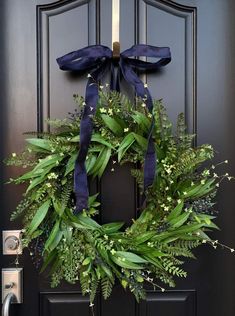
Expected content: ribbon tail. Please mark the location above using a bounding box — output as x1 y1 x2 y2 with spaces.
120 59 156 195
74 62 109 214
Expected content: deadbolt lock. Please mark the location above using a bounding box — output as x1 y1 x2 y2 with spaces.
2 230 22 255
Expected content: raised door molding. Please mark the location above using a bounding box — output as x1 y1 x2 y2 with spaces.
138 290 196 316
136 0 197 135
40 292 100 316
36 0 100 131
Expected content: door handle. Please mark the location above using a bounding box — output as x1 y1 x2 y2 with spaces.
2 292 16 316
1 268 23 316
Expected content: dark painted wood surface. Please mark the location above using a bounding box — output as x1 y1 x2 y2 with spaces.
1 1 235 315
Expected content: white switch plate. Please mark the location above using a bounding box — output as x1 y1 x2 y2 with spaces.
2 268 23 303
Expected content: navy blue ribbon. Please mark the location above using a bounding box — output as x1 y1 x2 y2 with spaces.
57 44 171 214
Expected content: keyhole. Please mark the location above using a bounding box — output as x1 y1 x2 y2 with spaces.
5 236 20 251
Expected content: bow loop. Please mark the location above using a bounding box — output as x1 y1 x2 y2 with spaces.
57 44 171 214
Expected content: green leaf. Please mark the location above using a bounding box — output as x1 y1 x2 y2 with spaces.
182 179 216 199
134 231 156 244
91 134 115 149
45 220 63 251
28 200 51 235
121 279 128 289
33 154 62 171
86 155 97 174
133 133 148 150
111 255 144 269
88 194 99 208
26 175 46 193
135 244 166 257
65 153 77 176
142 255 163 268
69 135 80 142
52 198 66 217
90 147 111 178
118 133 135 162
66 211 98 230
101 222 124 234
115 251 148 263
152 223 204 241
195 214 220 230
31 230 43 239
101 114 123 136
167 202 184 221
169 211 190 228
19 154 62 181
77 213 101 229
97 148 112 178
136 276 144 283
131 111 150 133
26 138 51 151
82 257 91 266
173 223 205 235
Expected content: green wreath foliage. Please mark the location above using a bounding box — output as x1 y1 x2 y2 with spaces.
5 90 232 303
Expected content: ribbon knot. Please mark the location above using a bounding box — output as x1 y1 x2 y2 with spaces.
57 44 171 214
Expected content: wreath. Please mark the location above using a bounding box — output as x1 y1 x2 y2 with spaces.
5 89 233 305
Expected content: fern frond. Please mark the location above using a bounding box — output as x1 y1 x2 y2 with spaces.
80 270 90 296
60 177 73 209
164 246 195 259
173 239 201 250
155 268 176 287
176 113 195 151
162 258 187 277
90 274 99 303
10 197 31 221
101 276 114 300
153 100 172 141
172 145 214 178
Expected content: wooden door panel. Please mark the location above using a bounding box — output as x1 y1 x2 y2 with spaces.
138 291 196 316
137 0 196 133
37 0 98 129
40 292 100 316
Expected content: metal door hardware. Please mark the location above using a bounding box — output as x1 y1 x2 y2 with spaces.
2 268 23 304
2 292 16 316
2 230 22 255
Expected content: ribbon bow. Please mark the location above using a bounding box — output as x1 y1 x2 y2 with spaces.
57 44 171 214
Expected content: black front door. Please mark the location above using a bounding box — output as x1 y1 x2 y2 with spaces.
1 1 235 315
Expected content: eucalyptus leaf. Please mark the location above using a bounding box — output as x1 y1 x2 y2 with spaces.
133 133 148 150
64 153 77 176
101 114 123 136
86 155 97 174
169 211 190 228
28 200 51 235
26 138 52 151
115 251 148 263
91 134 115 149
101 222 124 234
97 147 112 178
45 220 63 251
118 133 135 162
131 111 150 133
90 147 111 178
26 175 47 193
167 202 184 221
111 254 144 269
